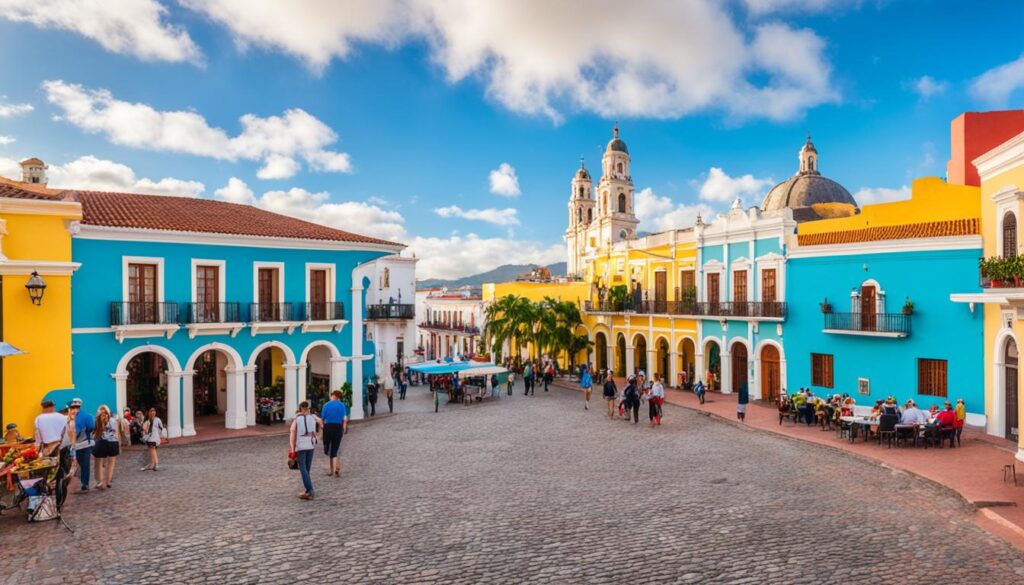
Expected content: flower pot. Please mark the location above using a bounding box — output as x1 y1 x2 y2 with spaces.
902 307 913 315
992 280 1003 288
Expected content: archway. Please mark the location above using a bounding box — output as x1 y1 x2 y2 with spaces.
248 342 297 425
760 343 781 403
678 338 696 389
704 339 721 392
125 352 169 422
633 334 648 376
595 332 608 372
655 337 669 382
301 341 342 413
730 341 748 393
1006 337 1019 441
183 343 245 435
615 333 626 377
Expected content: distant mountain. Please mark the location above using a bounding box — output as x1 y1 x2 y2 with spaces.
418 262 567 289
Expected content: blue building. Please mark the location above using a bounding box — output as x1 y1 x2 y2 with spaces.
63 189 401 437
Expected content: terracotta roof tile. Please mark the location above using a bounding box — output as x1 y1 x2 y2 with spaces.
0 177 64 200
797 218 979 246
71 190 402 247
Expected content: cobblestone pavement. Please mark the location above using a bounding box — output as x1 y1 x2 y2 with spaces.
3 382 1024 584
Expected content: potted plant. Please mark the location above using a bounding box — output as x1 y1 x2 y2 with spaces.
902 297 914 315
819 298 832 314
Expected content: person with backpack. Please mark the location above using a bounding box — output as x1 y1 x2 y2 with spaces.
523 362 534 396
579 365 593 410
694 379 706 405
602 372 618 419
288 401 320 500
623 376 640 424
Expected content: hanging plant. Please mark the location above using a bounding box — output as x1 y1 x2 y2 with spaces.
819 298 832 314
902 297 915 315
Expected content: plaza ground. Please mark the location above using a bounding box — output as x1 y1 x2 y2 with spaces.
3 382 1024 584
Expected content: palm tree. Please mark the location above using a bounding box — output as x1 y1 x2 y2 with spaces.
484 295 534 361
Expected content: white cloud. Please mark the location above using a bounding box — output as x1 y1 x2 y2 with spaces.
743 0 856 15
0 136 14 145
213 177 255 204
434 205 519 226
0 0 201 63
409 233 564 280
0 101 33 118
852 185 911 206
908 75 947 98
43 80 353 180
969 55 1024 107
183 0 837 122
0 155 205 196
696 167 774 204
488 162 520 196
634 187 716 233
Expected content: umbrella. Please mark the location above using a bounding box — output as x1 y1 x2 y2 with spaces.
457 365 508 378
0 342 25 357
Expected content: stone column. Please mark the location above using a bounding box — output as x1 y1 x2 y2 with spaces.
330 357 347 391
625 345 635 378
721 349 732 395
695 347 705 390
605 344 614 375
165 370 184 439
224 366 248 430
181 370 197 437
350 285 366 420
284 363 300 420
647 348 656 378
297 364 309 405
243 366 257 426
112 372 129 419
669 351 678 388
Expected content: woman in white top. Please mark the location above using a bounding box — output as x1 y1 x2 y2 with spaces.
141 408 164 471
644 375 666 426
289 401 320 500
93 405 122 489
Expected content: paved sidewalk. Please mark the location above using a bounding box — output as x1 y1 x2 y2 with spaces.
555 376 1024 549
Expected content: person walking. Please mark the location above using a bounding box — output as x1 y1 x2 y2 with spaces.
385 378 394 414
140 408 164 471
737 381 749 423
93 405 121 489
523 362 534 396
694 379 706 405
366 379 379 417
69 398 94 493
506 370 515 396
580 365 593 410
602 373 618 419
289 401 320 500
954 398 966 446
623 376 640 424
646 375 665 426
543 362 554 392
320 391 348 477
399 372 408 401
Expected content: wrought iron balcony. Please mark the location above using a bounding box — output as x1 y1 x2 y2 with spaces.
184 302 241 324
823 312 911 338
250 302 294 322
419 321 480 334
583 299 786 319
110 301 179 326
304 301 345 321
366 303 415 320
695 301 787 319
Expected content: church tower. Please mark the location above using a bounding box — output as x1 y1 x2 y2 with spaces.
595 123 639 247
565 159 594 277
798 134 818 175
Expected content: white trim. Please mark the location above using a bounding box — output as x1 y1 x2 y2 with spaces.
994 189 1023 258
753 338 786 401
304 262 336 304
299 339 342 364
191 258 227 305
789 235 982 258
184 342 244 372
122 256 165 305
186 322 245 339
702 259 725 303
992 328 1018 439
974 130 1024 182
755 252 785 303
822 328 907 339
0 260 81 276
75 223 403 253
246 340 298 367
72 327 113 334
252 261 285 305
115 343 183 374
300 319 347 334
113 324 180 343
0 197 81 217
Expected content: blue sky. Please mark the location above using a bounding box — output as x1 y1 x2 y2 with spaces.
0 0 1022 279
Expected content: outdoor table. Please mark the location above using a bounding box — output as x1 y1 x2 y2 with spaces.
839 416 874 443
894 424 920 447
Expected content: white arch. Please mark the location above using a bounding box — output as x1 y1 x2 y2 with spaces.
727 336 752 355
115 343 182 374
299 339 342 364
575 323 590 338
702 337 721 354
993 328 1019 439
184 342 243 372
753 338 787 402
247 340 297 367
630 331 648 348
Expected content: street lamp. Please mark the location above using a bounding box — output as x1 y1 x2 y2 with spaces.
25 271 46 305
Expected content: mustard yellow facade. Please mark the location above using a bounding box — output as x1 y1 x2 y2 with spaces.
0 191 81 435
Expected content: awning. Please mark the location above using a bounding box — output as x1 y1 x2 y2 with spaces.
408 361 477 375
0 342 25 357
457 365 508 378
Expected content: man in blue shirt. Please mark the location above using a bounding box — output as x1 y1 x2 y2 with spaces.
69 398 94 493
320 391 349 477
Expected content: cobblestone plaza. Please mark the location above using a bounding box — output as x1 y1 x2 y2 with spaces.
2 385 1023 584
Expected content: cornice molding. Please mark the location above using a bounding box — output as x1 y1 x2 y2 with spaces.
75 224 403 253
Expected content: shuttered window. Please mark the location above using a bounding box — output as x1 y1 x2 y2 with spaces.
811 353 834 388
918 359 948 397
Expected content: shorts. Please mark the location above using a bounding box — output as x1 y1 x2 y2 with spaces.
323 423 343 458
604 393 617 400
93 440 120 458
145 441 159 448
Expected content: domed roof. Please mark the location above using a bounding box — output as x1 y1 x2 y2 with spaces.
606 123 628 154
575 158 590 180
760 136 858 222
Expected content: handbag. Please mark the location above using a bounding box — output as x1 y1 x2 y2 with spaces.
287 452 298 470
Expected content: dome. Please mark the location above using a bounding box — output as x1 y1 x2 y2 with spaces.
575 159 590 180
760 136 858 222
606 123 628 154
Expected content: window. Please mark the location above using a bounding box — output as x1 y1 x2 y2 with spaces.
1003 212 1017 258
195 265 220 322
733 270 747 302
761 268 777 302
811 353 834 388
918 359 948 397
616 162 623 174
679 270 695 293
577 207 582 223
706 273 720 306
578 186 584 198
587 209 593 223
128 263 159 324
309 269 327 319
258 267 280 320
618 193 627 213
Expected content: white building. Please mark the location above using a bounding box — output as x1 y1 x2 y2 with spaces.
364 254 419 381
417 286 484 360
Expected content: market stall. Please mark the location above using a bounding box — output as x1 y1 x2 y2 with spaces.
0 442 62 524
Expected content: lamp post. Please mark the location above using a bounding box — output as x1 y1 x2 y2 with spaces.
25 271 46 305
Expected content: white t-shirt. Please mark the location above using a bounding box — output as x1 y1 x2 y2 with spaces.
35 412 68 445
143 417 164 444
294 414 317 451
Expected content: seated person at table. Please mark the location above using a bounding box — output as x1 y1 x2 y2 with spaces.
935 402 956 427
870 400 883 417
881 397 901 417
4 422 24 444
927 404 940 419
900 400 928 425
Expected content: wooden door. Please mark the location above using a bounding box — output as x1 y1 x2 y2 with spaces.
761 344 780 402
707 273 720 313
196 265 219 322
731 343 747 393
128 263 158 323
860 285 876 331
654 272 667 313
310 269 327 319
1008 340 1019 441
258 268 279 320
733 270 748 316
761 268 778 317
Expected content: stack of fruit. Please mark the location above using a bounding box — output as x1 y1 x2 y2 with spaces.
1 445 54 477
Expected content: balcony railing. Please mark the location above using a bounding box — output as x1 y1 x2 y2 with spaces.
304 301 345 321
250 302 294 322
823 312 911 337
583 299 787 319
366 303 415 320
110 301 179 326
419 321 480 334
184 301 241 324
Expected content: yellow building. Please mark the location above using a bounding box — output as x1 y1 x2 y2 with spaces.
1 161 81 434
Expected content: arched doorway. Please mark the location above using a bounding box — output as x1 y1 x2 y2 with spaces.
633 334 648 376
302 341 341 414
655 337 669 382
760 344 781 403
678 338 696 389
731 341 748 393
1006 338 1019 441
615 333 626 376
126 352 169 421
192 349 227 418
704 340 721 392
254 345 289 425
595 332 608 372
